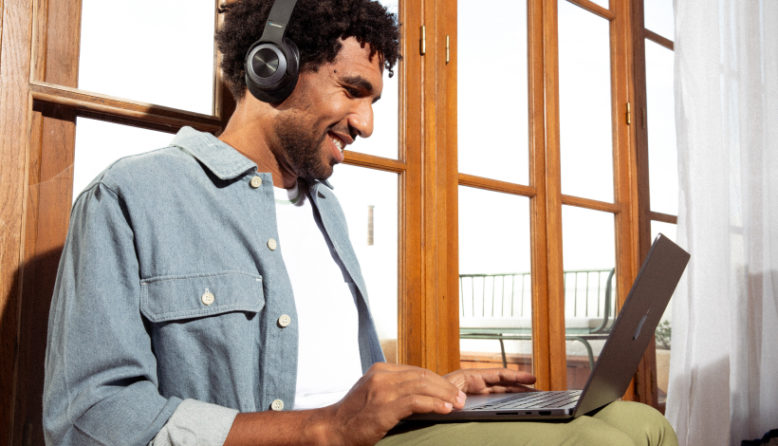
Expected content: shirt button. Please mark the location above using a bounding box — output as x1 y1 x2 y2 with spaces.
267 238 278 251
250 176 262 189
201 290 215 306
277 314 292 328
270 399 284 411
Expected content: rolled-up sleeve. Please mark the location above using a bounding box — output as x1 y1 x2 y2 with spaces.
150 399 238 446
44 183 182 445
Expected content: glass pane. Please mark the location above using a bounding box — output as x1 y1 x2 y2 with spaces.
646 41 678 216
328 166 399 363
587 0 610 9
73 118 174 201
349 0 399 160
651 221 677 405
558 1 614 202
644 0 674 40
562 206 616 388
457 0 529 185
459 187 532 373
78 0 215 114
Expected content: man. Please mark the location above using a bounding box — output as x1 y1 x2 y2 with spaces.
43 1 677 445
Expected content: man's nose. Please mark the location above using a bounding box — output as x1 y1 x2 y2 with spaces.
348 100 374 139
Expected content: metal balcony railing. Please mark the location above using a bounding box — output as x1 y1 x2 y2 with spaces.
459 268 617 368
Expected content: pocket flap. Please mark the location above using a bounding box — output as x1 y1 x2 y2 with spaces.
141 271 264 322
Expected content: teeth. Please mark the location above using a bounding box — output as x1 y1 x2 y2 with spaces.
333 137 344 152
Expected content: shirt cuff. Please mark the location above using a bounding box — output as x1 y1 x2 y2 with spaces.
149 399 239 446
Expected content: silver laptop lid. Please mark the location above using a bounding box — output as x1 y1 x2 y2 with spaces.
574 233 689 415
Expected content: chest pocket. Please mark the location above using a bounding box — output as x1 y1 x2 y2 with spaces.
140 271 265 322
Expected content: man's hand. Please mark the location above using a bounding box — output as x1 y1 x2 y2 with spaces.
444 368 537 395
322 362 465 446
226 365 537 446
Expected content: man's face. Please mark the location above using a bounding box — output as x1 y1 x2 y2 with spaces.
272 37 384 182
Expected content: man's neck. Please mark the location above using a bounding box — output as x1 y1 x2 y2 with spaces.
217 97 298 189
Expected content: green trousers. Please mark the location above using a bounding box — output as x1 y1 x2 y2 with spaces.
377 401 678 446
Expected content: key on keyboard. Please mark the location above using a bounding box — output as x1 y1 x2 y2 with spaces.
474 391 581 410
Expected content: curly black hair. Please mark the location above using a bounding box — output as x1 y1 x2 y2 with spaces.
216 0 400 100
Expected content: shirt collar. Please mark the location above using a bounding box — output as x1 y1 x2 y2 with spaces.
170 126 257 181
170 126 336 190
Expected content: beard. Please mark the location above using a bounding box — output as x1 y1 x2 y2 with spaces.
273 113 334 182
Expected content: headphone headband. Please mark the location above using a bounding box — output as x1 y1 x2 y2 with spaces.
260 0 298 44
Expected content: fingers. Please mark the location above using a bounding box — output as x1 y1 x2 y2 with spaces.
390 374 467 412
445 368 538 395
381 364 465 409
359 363 465 413
327 364 468 446
468 383 537 395
479 368 537 386
393 393 458 417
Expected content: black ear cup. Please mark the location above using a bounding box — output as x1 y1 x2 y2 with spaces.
245 37 300 103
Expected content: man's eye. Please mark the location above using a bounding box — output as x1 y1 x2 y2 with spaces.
345 87 362 97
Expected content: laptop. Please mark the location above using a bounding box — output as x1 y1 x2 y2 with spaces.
408 233 690 422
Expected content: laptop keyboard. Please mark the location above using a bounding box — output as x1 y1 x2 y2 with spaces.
473 390 582 411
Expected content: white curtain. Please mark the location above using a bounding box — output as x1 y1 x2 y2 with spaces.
667 1 778 445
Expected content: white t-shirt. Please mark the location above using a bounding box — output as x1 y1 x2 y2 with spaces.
273 184 363 410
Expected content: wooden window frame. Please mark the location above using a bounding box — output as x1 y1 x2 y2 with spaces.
448 0 669 404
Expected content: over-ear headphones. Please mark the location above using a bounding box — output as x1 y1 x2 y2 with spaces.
244 0 300 103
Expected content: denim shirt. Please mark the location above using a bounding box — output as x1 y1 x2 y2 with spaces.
43 127 384 445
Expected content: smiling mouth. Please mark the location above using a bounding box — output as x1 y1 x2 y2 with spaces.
327 132 347 165
332 135 344 153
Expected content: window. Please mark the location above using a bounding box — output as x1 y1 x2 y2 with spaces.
1 0 678 442
454 0 679 400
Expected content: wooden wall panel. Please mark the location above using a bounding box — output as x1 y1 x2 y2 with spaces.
14 105 76 446
1 0 82 444
0 0 35 444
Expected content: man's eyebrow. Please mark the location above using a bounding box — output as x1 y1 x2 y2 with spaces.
342 75 382 103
